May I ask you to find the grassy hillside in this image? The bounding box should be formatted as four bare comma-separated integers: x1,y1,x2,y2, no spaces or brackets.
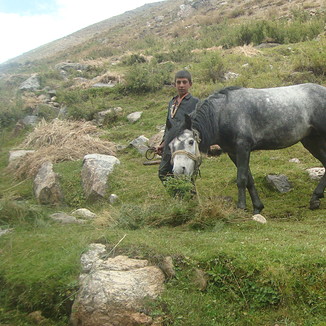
0,0,326,324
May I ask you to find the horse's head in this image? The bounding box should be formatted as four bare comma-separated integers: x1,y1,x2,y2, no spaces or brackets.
167,114,202,178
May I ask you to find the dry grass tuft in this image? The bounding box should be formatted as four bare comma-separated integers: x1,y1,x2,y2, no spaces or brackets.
12,119,116,179
227,44,262,57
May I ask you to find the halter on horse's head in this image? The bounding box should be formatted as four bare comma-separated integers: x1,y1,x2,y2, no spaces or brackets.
169,128,202,179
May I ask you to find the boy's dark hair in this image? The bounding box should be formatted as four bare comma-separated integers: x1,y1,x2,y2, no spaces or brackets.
175,70,192,83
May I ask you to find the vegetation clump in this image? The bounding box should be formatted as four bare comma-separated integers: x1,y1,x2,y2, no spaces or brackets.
12,119,116,178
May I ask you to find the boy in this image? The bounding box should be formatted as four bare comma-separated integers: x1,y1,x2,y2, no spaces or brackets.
156,70,199,182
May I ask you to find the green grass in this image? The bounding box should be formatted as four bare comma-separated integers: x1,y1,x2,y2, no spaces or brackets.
1,6,326,324
0,220,325,325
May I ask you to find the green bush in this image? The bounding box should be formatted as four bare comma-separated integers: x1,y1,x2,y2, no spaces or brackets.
294,41,326,77
219,14,325,47
124,62,173,94
122,54,147,65
54,161,86,208
57,88,116,121
197,52,225,83
163,176,196,199
0,198,47,227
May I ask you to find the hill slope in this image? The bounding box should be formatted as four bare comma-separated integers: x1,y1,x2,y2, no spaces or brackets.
1,0,325,68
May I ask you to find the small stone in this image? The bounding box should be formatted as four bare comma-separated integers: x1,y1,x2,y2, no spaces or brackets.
0,228,13,237
160,256,175,279
50,212,78,224
72,208,97,220
252,214,267,224
193,268,209,291
109,194,119,204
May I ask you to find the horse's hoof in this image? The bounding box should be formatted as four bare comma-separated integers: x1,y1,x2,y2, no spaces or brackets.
309,200,320,210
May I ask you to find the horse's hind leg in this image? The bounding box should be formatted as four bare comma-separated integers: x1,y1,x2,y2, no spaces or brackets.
301,135,326,209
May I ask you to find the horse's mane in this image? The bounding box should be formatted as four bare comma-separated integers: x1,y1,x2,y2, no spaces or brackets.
210,86,242,100
192,86,242,152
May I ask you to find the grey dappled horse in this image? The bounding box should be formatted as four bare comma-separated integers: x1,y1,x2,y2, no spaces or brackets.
166,83,326,214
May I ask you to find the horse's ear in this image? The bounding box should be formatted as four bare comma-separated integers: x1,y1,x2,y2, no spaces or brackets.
184,114,192,130
166,119,172,130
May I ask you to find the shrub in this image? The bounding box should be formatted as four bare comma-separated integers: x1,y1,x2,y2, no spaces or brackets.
122,54,147,65
294,44,326,77
197,52,225,83
124,62,173,94
163,176,195,200
219,14,325,48
0,198,47,227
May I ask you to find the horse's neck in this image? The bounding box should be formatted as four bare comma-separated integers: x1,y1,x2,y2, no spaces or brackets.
194,105,221,152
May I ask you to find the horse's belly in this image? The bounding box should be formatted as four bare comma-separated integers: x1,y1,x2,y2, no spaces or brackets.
252,128,309,150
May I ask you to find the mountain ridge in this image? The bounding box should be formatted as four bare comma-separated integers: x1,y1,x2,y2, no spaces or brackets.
1,0,325,70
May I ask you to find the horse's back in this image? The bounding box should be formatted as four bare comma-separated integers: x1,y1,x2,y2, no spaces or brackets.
217,83,326,149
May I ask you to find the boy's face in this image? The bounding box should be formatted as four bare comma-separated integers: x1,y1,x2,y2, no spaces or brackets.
175,78,192,97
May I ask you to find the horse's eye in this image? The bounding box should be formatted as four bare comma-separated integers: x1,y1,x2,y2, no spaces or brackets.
189,139,194,145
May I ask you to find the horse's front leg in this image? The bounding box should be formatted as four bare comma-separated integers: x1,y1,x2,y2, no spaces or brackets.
236,159,249,210
229,149,250,211
229,150,264,214
247,168,264,214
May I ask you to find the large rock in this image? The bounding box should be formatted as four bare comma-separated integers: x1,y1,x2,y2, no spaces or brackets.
19,74,41,91
93,107,123,126
55,62,90,72
127,111,143,123
50,212,80,224
148,130,164,148
81,154,120,201
72,208,97,220
21,115,39,126
130,135,149,155
71,244,165,326
306,167,325,180
8,150,35,168
34,161,63,205
266,174,292,193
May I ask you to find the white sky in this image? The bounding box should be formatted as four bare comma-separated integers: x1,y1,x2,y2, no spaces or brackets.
0,0,163,64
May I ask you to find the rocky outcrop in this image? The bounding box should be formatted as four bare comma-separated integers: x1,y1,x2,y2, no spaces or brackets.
19,74,41,91
33,161,63,205
81,154,120,201
71,244,165,326
55,62,90,72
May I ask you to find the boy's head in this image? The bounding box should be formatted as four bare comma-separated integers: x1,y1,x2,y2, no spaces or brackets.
174,70,192,96
174,70,192,83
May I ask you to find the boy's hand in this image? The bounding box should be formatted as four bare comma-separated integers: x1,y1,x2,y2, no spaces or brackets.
155,142,164,156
